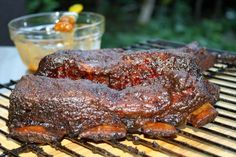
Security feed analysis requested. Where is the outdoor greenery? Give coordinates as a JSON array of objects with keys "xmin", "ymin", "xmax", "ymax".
[{"xmin": 26, "ymin": 0, "xmax": 236, "ymax": 52}]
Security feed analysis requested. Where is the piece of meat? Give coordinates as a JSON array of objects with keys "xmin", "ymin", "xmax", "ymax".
[
  {"xmin": 142, "ymin": 122, "xmax": 177, "ymax": 138},
  {"xmin": 10, "ymin": 126, "xmax": 65, "ymax": 143},
  {"xmin": 79, "ymin": 125, "xmax": 127, "ymax": 140},
  {"xmin": 187, "ymin": 103, "xmax": 218, "ymax": 128},
  {"xmin": 8, "ymin": 75, "xmax": 125, "ymax": 143},
  {"xmin": 36, "ymin": 46, "xmax": 204, "ymax": 90},
  {"xmin": 8, "ymin": 71, "xmax": 219, "ymax": 143},
  {"xmin": 183, "ymin": 42, "xmax": 236, "ymax": 68},
  {"xmin": 215, "ymin": 52, "xmax": 236, "ymax": 66},
  {"xmin": 36, "ymin": 43, "xmax": 236, "ymax": 90},
  {"xmin": 182, "ymin": 42, "xmax": 216, "ymax": 71}
]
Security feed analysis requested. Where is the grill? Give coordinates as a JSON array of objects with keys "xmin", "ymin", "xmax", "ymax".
[{"xmin": 0, "ymin": 39, "xmax": 236, "ymax": 157}]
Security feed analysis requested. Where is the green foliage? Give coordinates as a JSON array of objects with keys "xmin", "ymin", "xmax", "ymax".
[
  {"xmin": 26, "ymin": 0, "xmax": 236, "ymax": 52},
  {"xmin": 102, "ymin": 1, "xmax": 236, "ymax": 52},
  {"xmin": 26, "ymin": 0, "xmax": 59, "ymax": 13},
  {"xmin": 102, "ymin": 18, "xmax": 236, "ymax": 52}
]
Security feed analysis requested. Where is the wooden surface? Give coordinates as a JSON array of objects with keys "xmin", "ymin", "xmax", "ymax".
[{"xmin": 0, "ymin": 65, "xmax": 236, "ymax": 157}]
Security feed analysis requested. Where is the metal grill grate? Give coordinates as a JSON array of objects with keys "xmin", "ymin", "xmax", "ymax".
[{"xmin": 0, "ymin": 39, "xmax": 236, "ymax": 157}]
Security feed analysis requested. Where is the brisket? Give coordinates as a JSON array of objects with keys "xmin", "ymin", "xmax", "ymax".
[
  {"xmin": 9, "ymin": 71, "xmax": 219, "ymax": 143},
  {"xmin": 36, "ymin": 46, "xmax": 204, "ymax": 90}
]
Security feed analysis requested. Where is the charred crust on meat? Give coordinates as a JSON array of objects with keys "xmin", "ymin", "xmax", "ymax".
[
  {"xmin": 36, "ymin": 46, "xmax": 208, "ymax": 90},
  {"xmin": 9, "ymin": 72, "xmax": 219, "ymax": 143},
  {"xmin": 8, "ymin": 43, "xmax": 221, "ymax": 143}
]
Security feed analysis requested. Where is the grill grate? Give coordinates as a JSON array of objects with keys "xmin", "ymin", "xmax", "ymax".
[{"xmin": 0, "ymin": 39, "xmax": 236, "ymax": 157}]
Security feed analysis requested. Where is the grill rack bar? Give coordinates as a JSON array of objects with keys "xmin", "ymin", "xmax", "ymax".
[
  {"xmin": 219, "ymin": 91, "xmax": 236, "ymax": 99},
  {"xmin": 0, "ymin": 103, "xmax": 8, "ymax": 110},
  {"xmin": 103, "ymin": 140, "xmax": 150, "ymax": 157},
  {"xmin": 218, "ymin": 98, "xmax": 236, "ymax": 106},
  {"xmin": 126, "ymin": 134, "xmax": 186, "ymax": 157},
  {"xmin": 215, "ymin": 106, "xmax": 236, "ymax": 120},
  {"xmin": 178, "ymin": 129, "xmax": 236, "ymax": 152},
  {"xmin": 0, "ymin": 144, "xmax": 19, "ymax": 157},
  {"xmin": 157, "ymin": 137, "xmax": 221, "ymax": 157},
  {"xmin": 139, "ymin": 39, "xmax": 235, "ymax": 55},
  {"xmin": 49, "ymin": 142, "xmax": 84, "ymax": 157},
  {"xmin": 0, "ymin": 80, "xmax": 16, "ymax": 89},
  {"xmin": 0, "ymin": 93, "xmax": 10, "ymax": 99},
  {"xmin": 211, "ymin": 121, "xmax": 236, "ymax": 130},
  {"xmin": 200, "ymin": 126, "xmax": 236, "ymax": 141},
  {"xmin": 0, "ymin": 129, "xmax": 52, "ymax": 157},
  {"xmin": 6, "ymin": 144, "xmax": 30, "ymax": 156},
  {"xmin": 207, "ymin": 69, "xmax": 236, "ymax": 78},
  {"xmin": 207, "ymin": 76, "xmax": 236, "ymax": 87},
  {"xmin": 207, "ymin": 80, "xmax": 236, "ymax": 92},
  {"xmin": 27, "ymin": 144, "xmax": 53, "ymax": 157},
  {"xmin": 0, "ymin": 84, "xmax": 13, "ymax": 91},
  {"xmin": 0, "ymin": 39, "xmax": 236, "ymax": 157},
  {"xmin": 218, "ymin": 113, "xmax": 236, "ymax": 121},
  {"xmin": 215, "ymin": 105, "xmax": 236, "ymax": 113},
  {"xmin": 67, "ymin": 138, "xmax": 119, "ymax": 157}
]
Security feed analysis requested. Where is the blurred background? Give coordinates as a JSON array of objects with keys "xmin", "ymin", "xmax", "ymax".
[{"xmin": 1, "ymin": 0, "xmax": 236, "ymax": 51}]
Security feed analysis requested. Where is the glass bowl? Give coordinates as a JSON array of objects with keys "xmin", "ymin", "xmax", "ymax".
[{"xmin": 8, "ymin": 12, "xmax": 105, "ymax": 72}]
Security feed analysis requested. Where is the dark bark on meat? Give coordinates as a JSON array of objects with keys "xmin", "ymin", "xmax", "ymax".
[
  {"xmin": 183, "ymin": 42, "xmax": 216, "ymax": 70},
  {"xmin": 36, "ymin": 45, "xmax": 212, "ymax": 90},
  {"xmin": 36, "ymin": 43, "xmax": 236, "ymax": 89},
  {"xmin": 215, "ymin": 52, "xmax": 236, "ymax": 66},
  {"xmin": 9, "ymin": 43, "xmax": 223, "ymax": 143},
  {"xmin": 8, "ymin": 71, "xmax": 219, "ymax": 143}
]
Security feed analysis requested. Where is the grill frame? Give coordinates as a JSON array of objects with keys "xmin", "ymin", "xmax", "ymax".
[{"xmin": 0, "ymin": 39, "xmax": 236, "ymax": 157}]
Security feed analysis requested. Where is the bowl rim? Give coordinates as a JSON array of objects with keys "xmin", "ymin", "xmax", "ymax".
[{"xmin": 8, "ymin": 11, "xmax": 105, "ymax": 33}]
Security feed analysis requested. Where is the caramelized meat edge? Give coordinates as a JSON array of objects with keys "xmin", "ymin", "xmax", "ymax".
[{"xmin": 8, "ymin": 73, "xmax": 219, "ymax": 143}]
